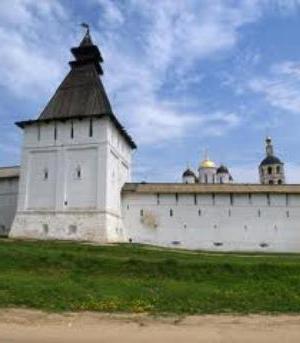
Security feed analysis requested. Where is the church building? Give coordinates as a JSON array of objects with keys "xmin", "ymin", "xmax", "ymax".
[{"xmin": 1, "ymin": 29, "xmax": 300, "ymax": 252}]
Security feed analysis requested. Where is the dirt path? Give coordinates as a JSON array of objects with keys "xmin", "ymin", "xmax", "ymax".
[{"xmin": 1, "ymin": 309, "xmax": 300, "ymax": 343}]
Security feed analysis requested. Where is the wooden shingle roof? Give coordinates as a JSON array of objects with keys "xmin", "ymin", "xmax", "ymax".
[{"xmin": 16, "ymin": 31, "xmax": 136, "ymax": 149}]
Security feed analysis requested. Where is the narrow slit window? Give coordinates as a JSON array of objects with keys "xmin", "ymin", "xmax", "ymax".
[
  {"xmin": 54, "ymin": 123, "xmax": 57, "ymax": 140},
  {"xmin": 170, "ymin": 209, "xmax": 173, "ymax": 217},
  {"xmin": 228, "ymin": 209, "xmax": 231, "ymax": 217},
  {"xmin": 248, "ymin": 193, "xmax": 252, "ymax": 205},
  {"xmin": 194, "ymin": 194, "xmax": 197, "ymax": 205},
  {"xmin": 285, "ymin": 194, "xmax": 289, "ymax": 207},
  {"xmin": 230, "ymin": 193, "xmax": 234, "ymax": 206},
  {"xmin": 157, "ymin": 193, "xmax": 160, "ymax": 205},
  {"xmin": 212, "ymin": 193, "xmax": 215, "ymax": 205},
  {"xmin": 258, "ymin": 209, "xmax": 261, "ymax": 217},
  {"xmin": 43, "ymin": 168, "xmax": 48, "ymax": 180},
  {"xmin": 71, "ymin": 121, "xmax": 74, "ymax": 139},
  {"xmin": 140, "ymin": 209, "xmax": 144, "ymax": 217},
  {"xmin": 198, "ymin": 209, "xmax": 202, "ymax": 216},
  {"xmin": 76, "ymin": 166, "xmax": 81, "ymax": 179},
  {"xmin": 175, "ymin": 193, "xmax": 179, "ymax": 204},
  {"xmin": 89, "ymin": 118, "xmax": 93, "ymax": 137}
]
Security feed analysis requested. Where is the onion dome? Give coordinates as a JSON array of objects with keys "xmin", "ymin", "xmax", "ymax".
[
  {"xmin": 182, "ymin": 168, "xmax": 196, "ymax": 177},
  {"xmin": 216, "ymin": 165, "xmax": 229, "ymax": 174},
  {"xmin": 260, "ymin": 156, "xmax": 283, "ymax": 166},
  {"xmin": 200, "ymin": 159, "xmax": 216, "ymax": 168}
]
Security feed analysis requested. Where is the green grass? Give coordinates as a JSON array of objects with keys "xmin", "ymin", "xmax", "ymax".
[{"xmin": 1, "ymin": 239, "xmax": 300, "ymax": 314}]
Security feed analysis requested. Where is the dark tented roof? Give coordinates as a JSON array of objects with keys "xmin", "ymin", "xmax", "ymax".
[
  {"xmin": 38, "ymin": 64, "xmax": 112, "ymax": 120},
  {"xmin": 260, "ymin": 156, "xmax": 283, "ymax": 166},
  {"xmin": 15, "ymin": 31, "xmax": 136, "ymax": 149}
]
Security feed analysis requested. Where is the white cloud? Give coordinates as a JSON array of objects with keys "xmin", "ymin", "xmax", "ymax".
[{"xmin": 249, "ymin": 61, "xmax": 300, "ymax": 114}]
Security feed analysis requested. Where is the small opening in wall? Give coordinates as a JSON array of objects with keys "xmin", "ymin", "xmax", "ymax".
[
  {"xmin": 43, "ymin": 224, "xmax": 49, "ymax": 235},
  {"xmin": 170, "ymin": 209, "xmax": 173, "ymax": 217},
  {"xmin": 172, "ymin": 241, "xmax": 181, "ymax": 245},
  {"xmin": 244, "ymin": 225, "xmax": 248, "ymax": 231},
  {"xmin": 286, "ymin": 210, "xmax": 290, "ymax": 218},
  {"xmin": 76, "ymin": 166, "xmax": 82, "ymax": 179},
  {"xmin": 212, "ymin": 193, "xmax": 215, "ymax": 205},
  {"xmin": 127, "ymin": 204, "xmax": 130, "ymax": 210},
  {"xmin": 140, "ymin": 209, "xmax": 144, "ymax": 217},
  {"xmin": 43, "ymin": 168, "xmax": 48, "ymax": 180},
  {"xmin": 276, "ymin": 166, "xmax": 281, "ymax": 174},
  {"xmin": 198, "ymin": 209, "xmax": 202, "ymax": 216},
  {"xmin": 71, "ymin": 121, "xmax": 74, "ymax": 139},
  {"xmin": 278, "ymin": 179, "xmax": 282, "ymax": 184},
  {"xmin": 286, "ymin": 194, "xmax": 289, "ymax": 207},
  {"xmin": 69, "ymin": 225, "xmax": 77, "ymax": 235},
  {"xmin": 248, "ymin": 193, "xmax": 252, "ymax": 205},
  {"xmin": 129, "ymin": 238, "xmax": 133, "ymax": 243},
  {"xmin": 194, "ymin": 194, "xmax": 197, "ymax": 205},
  {"xmin": 184, "ymin": 224, "xmax": 187, "ymax": 229},
  {"xmin": 230, "ymin": 193, "xmax": 234, "ymax": 206},
  {"xmin": 213, "ymin": 242, "xmax": 223, "ymax": 247},
  {"xmin": 269, "ymin": 180, "xmax": 274, "ymax": 185},
  {"xmin": 213, "ymin": 224, "xmax": 217, "ymax": 229},
  {"xmin": 175, "ymin": 193, "xmax": 179, "ymax": 204},
  {"xmin": 260, "ymin": 242, "xmax": 269, "ymax": 248},
  {"xmin": 89, "ymin": 118, "xmax": 93, "ymax": 137},
  {"xmin": 54, "ymin": 123, "xmax": 57, "ymax": 140},
  {"xmin": 228, "ymin": 209, "xmax": 231, "ymax": 217},
  {"xmin": 258, "ymin": 209, "xmax": 261, "ymax": 217}
]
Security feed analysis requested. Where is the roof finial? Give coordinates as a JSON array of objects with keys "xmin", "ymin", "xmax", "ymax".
[{"xmin": 81, "ymin": 22, "xmax": 90, "ymax": 35}]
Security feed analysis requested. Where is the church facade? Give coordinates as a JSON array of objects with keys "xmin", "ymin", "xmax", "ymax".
[{"xmin": 1, "ymin": 30, "xmax": 300, "ymax": 252}]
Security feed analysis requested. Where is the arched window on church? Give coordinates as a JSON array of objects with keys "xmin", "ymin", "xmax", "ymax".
[
  {"xmin": 276, "ymin": 166, "xmax": 281, "ymax": 174},
  {"xmin": 269, "ymin": 180, "xmax": 274, "ymax": 185},
  {"xmin": 268, "ymin": 166, "xmax": 272, "ymax": 175},
  {"xmin": 205, "ymin": 174, "xmax": 208, "ymax": 184},
  {"xmin": 278, "ymin": 179, "xmax": 282, "ymax": 184}
]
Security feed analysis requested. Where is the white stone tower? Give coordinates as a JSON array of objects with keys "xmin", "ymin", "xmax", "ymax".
[
  {"xmin": 259, "ymin": 137, "xmax": 285, "ymax": 185},
  {"xmin": 182, "ymin": 168, "xmax": 196, "ymax": 184},
  {"xmin": 10, "ymin": 28, "xmax": 136, "ymax": 242}
]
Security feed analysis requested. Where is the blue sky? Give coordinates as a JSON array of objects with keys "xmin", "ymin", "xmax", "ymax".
[{"xmin": 1, "ymin": 0, "xmax": 300, "ymax": 183}]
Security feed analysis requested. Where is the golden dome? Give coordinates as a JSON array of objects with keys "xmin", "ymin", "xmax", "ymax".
[{"xmin": 200, "ymin": 159, "xmax": 216, "ymax": 168}]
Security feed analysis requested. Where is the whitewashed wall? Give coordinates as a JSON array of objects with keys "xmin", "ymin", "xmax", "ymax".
[
  {"xmin": 122, "ymin": 192, "xmax": 300, "ymax": 252},
  {"xmin": 10, "ymin": 117, "xmax": 132, "ymax": 242},
  {"xmin": 0, "ymin": 177, "xmax": 19, "ymax": 234}
]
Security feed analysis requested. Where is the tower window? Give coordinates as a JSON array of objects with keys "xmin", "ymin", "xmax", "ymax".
[
  {"xmin": 276, "ymin": 166, "xmax": 281, "ymax": 174},
  {"xmin": 71, "ymin": 121, "xmax": 74, "ymax": 139},
  {"xmin": 269, "ymin": 180, "xmax": 274, "ymax": 185},
  {"xmin": 230, "ymin": 193, "xmax": 234, "ymax": 206},
  {"xmin": 170, "ymin": 209, "xmax": 173, "ymax": 217},
  {"xmin": 268, "ymin": 166, "xmax": 272, "ymax": 175},
  {"xmin": 278, "ymin": 179, "xmax": 282, "ymax": 184},
  {"xmin": 54, "ymin": 123, "xmax": 57, "ymax": 140},
  {"xmin": 89, "ymin": 119, "xmax": 93, "ymax": 137},
  {"xmin": 76, "ymin": 166, "xmax": 81, "ymax": 179},
  {"xmin": 205, "ymin": 174, "xmax": 208, "ymax": 184},
  {"xmin": 43, "ymin": 168, "xmax": 48, "ymax": 180}
]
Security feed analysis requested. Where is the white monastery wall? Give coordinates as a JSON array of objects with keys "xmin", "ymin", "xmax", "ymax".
[
  {"xmin": 0, "ymin": 177, "xmax": 19, "ymax": 234},
  {"xmin": 122, "ymin": 192, "xmax": 300, "ymax": 252}
]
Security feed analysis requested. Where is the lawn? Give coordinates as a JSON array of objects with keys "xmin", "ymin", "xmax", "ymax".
[{"xmin": 1, "ymin": 239, "xmax": 300, "ymax": 314}]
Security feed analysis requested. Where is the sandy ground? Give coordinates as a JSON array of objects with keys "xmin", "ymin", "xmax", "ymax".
[{"xmin": 1, "ymin": 310, "xmax": 300, "ymax": 343}]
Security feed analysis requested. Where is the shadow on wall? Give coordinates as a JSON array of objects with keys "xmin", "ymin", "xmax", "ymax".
[{"xmin": 0, "ymin": 224, "xmax": 9, "ymax": 237}]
